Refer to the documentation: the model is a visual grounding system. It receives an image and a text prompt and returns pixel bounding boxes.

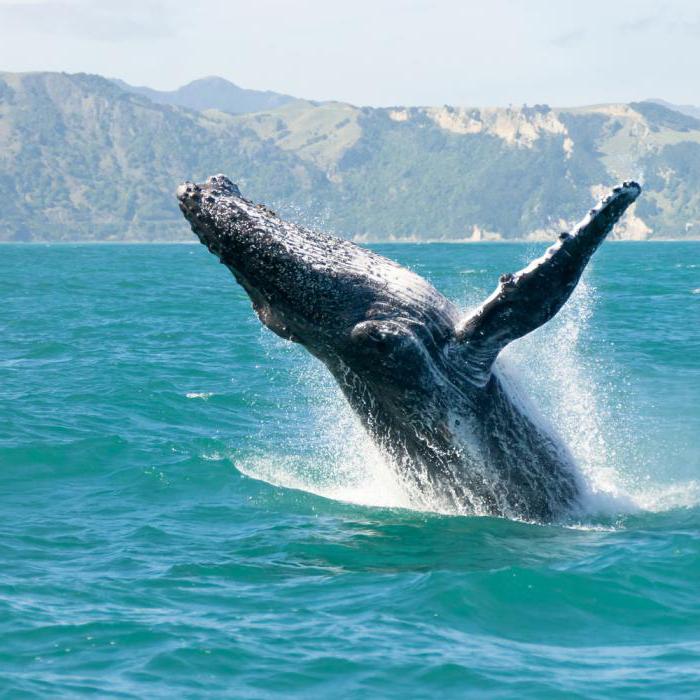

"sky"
[0,0,698,107]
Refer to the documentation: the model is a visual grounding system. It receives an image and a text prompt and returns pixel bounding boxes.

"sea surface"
[1,242,699,698]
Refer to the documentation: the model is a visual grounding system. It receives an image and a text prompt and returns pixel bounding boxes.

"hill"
[646,98,700,121]
[1,71,699,241]
[111,76,297,115]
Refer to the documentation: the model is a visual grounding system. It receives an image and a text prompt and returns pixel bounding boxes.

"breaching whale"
[177,176,641,521]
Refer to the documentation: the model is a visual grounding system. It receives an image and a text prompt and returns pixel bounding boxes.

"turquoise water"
[1,242,699,698]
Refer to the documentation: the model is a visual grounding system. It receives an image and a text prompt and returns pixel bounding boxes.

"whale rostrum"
[177,176,641,521]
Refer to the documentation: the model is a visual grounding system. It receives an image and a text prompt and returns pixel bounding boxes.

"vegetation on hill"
[1,71,699,241]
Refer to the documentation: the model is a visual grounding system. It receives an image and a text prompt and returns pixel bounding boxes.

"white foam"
[236,453,416,510]
[231,333,419,511]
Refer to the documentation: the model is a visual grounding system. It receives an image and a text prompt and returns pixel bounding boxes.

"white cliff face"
[609,203,651,240]
[416,104,661,240]
[423,106,572,154]
[388,109,410,122]
[469,225,502,241]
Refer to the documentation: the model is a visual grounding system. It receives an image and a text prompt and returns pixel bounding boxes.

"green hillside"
[1,71,699,241]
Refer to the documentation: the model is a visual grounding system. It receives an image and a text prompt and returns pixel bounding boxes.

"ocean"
[1,242,698,698]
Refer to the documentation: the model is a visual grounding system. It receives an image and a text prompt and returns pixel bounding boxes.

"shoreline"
[1,238,699,245]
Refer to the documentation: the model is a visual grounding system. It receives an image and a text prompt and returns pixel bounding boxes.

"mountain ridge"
[646,98,700,122]
[111,75,298,115]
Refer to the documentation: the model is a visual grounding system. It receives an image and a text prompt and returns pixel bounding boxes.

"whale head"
[177,175,458,375]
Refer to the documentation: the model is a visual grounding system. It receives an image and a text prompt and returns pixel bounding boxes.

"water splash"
[236,338,417,510]
[234,272,697,521]
[501,273,697,516]
[500,277,635,513]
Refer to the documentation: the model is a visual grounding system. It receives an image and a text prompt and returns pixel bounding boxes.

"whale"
[177,175,641,521]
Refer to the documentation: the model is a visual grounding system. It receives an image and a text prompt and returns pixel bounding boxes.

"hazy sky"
[0,0,698,107]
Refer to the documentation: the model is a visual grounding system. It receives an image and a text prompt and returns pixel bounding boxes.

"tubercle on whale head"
[177,174,241,203]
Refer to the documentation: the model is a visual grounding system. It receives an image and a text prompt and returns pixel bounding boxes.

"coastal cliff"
[1,71,699,241]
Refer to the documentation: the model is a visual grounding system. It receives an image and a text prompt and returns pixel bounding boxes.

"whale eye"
[349,320,426,373]
[348,320,431,384]
[351,320,405,352]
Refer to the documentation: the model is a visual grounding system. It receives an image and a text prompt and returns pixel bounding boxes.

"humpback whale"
[177,176,641,521]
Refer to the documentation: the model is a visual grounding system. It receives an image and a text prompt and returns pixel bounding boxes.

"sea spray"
[501,274,636,514]
[233,249,698,520]
[503,270,700,515]
[236,281,649,520]
[236,328,417,510]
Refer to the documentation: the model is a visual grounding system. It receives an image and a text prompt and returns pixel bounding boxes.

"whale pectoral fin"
[455,182,641,378]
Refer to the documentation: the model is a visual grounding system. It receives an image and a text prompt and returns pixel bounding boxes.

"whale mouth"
[176,182,201,220]
[176,181,197,204]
